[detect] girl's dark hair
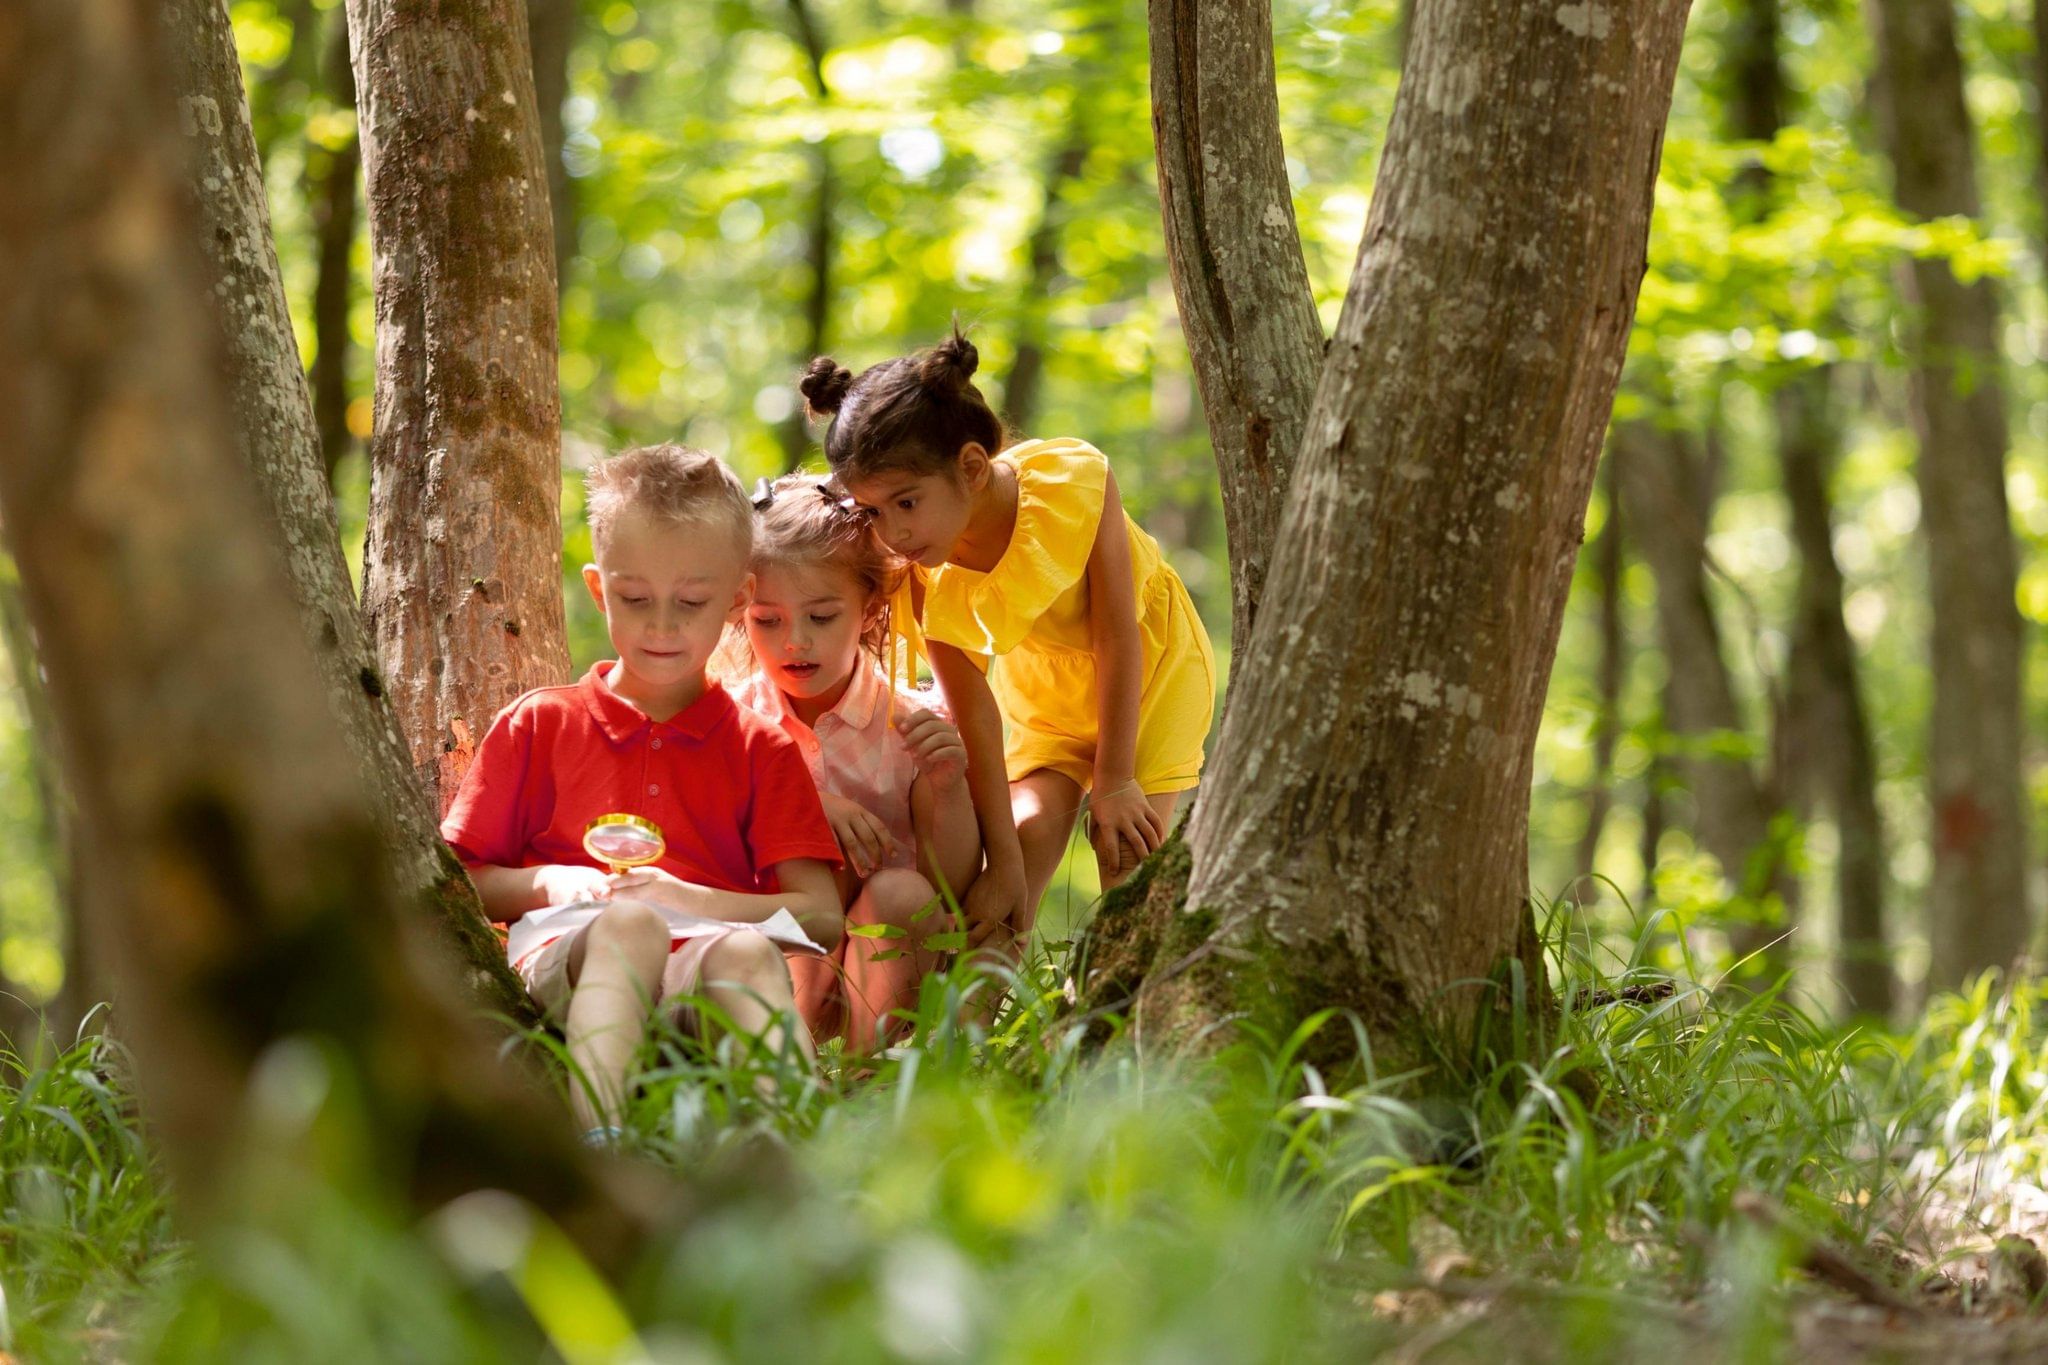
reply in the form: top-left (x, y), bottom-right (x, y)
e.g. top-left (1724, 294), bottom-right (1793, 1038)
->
top-left (748, 474), bottom-right (906, 660)
top-left (800, 324), bottom-right (1006, 483)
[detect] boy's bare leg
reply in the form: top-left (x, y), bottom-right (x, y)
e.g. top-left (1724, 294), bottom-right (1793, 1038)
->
top-left (700, 931), bottom-right (817, 1076)
top-left (561, 899), bottom-right (672, 1133)
top-left (839, 868), bottom-right (948, 1052)
top-left (1093, 789), bottom-right (1186, 889)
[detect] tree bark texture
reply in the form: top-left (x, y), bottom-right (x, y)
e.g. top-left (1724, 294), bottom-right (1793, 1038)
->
top-left (347, 0), bottom-right (573, 810)
top-left (1613, 421), bottom-right (1795, 968)
top-left (528, 0), bottom-right (577, 282)
top-left (1148, 0), bottom-right (1325, 646)
top-left (310, 10), bottom-right (361, 482)
top-left (1777, 378), bottom-right (1892, 1015)
top-left (1087, 0), bottom-right (1693, 1058)
top-left (164, 0), bottom-right (531, 1023)
top-left (1868, 0), bottom-right (2030, 989)
top-left (0, 0), bottom-right (659, 1262)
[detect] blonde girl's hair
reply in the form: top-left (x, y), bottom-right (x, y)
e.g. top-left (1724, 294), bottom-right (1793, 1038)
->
top-left (743, 473), bottom-right (907, 662)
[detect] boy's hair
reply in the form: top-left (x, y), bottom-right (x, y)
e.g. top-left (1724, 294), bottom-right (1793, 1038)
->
top-left (586, 443), bottom-right (753, 559)
top-left (749, 474), bottom-right (906, 659)
top-left (799, 324), bottom-right (1006, 484)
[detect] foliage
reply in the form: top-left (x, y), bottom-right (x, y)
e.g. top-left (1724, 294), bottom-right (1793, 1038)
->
top-left (14, 920), bottom-right (2048, 1358)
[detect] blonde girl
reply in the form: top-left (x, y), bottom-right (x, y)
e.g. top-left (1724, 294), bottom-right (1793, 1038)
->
top-left (729, 473), bottom-right (981, 1049)
top-left (799, 329), bottom-right (1216, 948)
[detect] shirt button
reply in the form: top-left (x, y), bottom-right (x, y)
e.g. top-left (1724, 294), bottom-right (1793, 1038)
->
top-left (648, 784), bottom-right (660, 796)
top-left (651, 737), bottom-right (662, 750)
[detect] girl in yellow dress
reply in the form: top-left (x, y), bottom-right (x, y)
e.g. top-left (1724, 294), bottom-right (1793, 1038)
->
top-left (799, 328), bottom-right (1216, 947)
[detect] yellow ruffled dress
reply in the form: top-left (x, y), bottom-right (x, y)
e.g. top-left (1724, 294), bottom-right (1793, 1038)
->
top-left (903, 437), bottom-right (1216, 794)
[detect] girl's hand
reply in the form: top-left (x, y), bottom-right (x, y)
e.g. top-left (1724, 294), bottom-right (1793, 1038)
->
top-left (896, 705), bottom-right (968, 791)
top-left (964, 857), bottom-right (1029, 951)
top-left (535, 863), bottom-right (613, 908)
top-left (606, 866), bottom-right (708, 917)
top-left (1087, 781), bottom-right (1166, 880)
top-left (822, 791), bottom-right (894, 878)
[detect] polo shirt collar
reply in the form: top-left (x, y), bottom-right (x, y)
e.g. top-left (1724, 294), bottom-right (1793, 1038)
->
top-left (835, 658), bottom-right (882, 729)
top-left (580, 661), bottom-right (733, 743)
top-left (745, 660), bottom-right (881, 731)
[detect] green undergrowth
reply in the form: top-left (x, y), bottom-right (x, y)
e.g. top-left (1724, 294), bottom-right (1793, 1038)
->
top-left (8, 915), bottom-right (2048, 1361)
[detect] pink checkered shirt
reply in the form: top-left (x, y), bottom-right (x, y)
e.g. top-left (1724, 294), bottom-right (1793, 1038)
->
top-left (729, 660), bottom-right (941, 872)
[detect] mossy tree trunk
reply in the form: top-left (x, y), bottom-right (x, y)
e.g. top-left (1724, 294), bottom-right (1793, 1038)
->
top-left (165, 0), bottom-right (532, 1024)
top-left (347, 0), bottom-right (573, 811)
top-left (1867, 0), bottom-right (2028, 990)
top-left (0, 0), bottom-right (659, 1265)
top-left (1086, 0), bottom-right (1692, 1064)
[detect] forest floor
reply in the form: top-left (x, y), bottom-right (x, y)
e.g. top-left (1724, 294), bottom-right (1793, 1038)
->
top-left (11, 918), bottom-right (2048, 1362)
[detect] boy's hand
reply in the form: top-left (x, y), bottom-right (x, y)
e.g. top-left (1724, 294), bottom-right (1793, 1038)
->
top-left (895, 706), bottom-right (968, 792)
top-left (1087, 780), bottom-right (1165, 881)
top-left (606, 866), bottom-right (711, 917)
top-left (535, 863), bottom-right (613, 908)
top-left (822, 791), bottom-right (894, 879)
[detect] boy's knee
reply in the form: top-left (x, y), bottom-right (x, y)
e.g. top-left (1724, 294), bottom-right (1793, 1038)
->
top-left (865, 868), bottom-right (940, 927)
top-left (587, 899), bottom-right (670, 962)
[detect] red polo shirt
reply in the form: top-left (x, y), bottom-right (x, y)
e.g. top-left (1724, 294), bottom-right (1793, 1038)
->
top-left (442, 662), bottom-right (840, 899)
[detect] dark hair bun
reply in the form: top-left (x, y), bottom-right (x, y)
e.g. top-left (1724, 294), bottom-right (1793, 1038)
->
top-left (800, 357), bottom-right (854, 417)
top-left (918, 327), bottom-right (979, 394)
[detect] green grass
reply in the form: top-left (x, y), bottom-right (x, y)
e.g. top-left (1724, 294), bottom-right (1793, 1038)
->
top-left (0, 1017), bottom-right (180, 1359)
top-left (10, 907), bottom-right (2048, 1361)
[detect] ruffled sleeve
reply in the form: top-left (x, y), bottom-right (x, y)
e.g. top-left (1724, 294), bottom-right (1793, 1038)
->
top-left (921, 438), bottom-right (1108, 656)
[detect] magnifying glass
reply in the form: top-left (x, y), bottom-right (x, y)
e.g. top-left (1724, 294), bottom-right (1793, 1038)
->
top-left (583, 813), bottom-right (665, 876)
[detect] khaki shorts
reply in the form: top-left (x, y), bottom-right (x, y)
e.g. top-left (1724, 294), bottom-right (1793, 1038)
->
top-left (516, 924), bottom-right (746, 1031)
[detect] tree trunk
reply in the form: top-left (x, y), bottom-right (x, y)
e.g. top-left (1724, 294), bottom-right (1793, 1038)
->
top-left (1868, 0), bottom-right (2030, 989)
top-left (780, 0), bottom-right (835, 471)
top-left (2034, 0), bottom-right (2048, 273)
top-left (1084, 0), bottom-right (1693, 1061)
top-left (1148, 0), bottom-right (1325, 649)
top-left (1003, 132), bottom-right (1088, 439)
top-left (347, 0), bottom-right (574, 811)
top-left (1720, 0), bottom-right (1890, 1014)
top-left (0, 0), bottom-right (660, 1264)
top-left (1777, 376), bottom-right (1892, 1016)
top-left (1574, 458), bottom-right (1625, 885)
top-left (309, 10), bottom-right (361, 483)
top-left (528, 0), bottom-right (578, 283)
top-left (1613, 419), bottom-right (1794, 969)
top-left (165, 0), bottom-right (531, 1022)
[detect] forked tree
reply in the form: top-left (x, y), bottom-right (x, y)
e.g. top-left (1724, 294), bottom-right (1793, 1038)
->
top-left (1084, 0), bottom-right (1693, 1060)
top-left (0, 0), bottom-right (658, 1264)
top-left (346, 0), bottom-right (574, 809)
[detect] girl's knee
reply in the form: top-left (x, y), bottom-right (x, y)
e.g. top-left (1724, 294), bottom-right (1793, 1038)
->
top-left (862, 868), bottom-right (939, 926)
top-left (703, 930), bottom-right (791, 989)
